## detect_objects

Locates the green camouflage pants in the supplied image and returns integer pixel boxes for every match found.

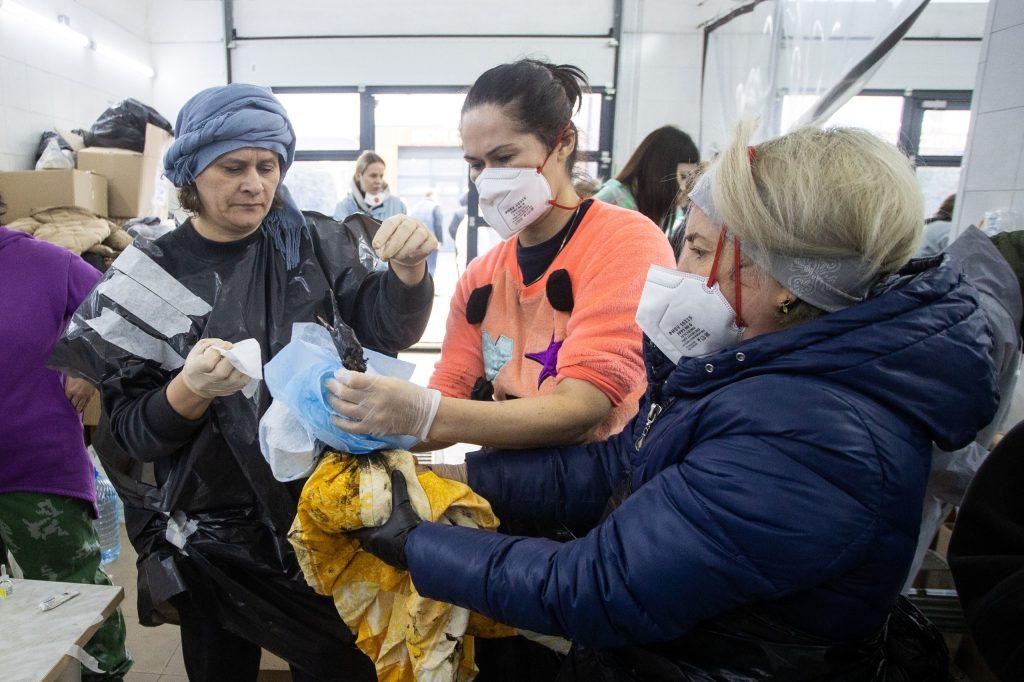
[0,492,132,679]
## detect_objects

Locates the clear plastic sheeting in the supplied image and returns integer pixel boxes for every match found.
[264,323,419,457]
[699,0,930,156]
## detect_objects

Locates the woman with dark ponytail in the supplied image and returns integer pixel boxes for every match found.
[328,59,673,451]
[328,58,675,678]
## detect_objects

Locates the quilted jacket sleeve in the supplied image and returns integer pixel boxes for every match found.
[407,387,886,647]
[466,425,635,527]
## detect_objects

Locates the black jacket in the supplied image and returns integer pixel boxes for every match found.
[50,212,432,676]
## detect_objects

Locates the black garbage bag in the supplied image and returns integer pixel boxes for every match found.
[83,98,173,152]
[554,597,948,681]
[35,130,74,162]
[48,210,430,678]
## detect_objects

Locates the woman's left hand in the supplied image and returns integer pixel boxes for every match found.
[65,376,96,413]
[373,215,438,277]
[352,470,422,569]
[326,370,442,440]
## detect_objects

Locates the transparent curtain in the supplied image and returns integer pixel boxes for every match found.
[699,0,931,156]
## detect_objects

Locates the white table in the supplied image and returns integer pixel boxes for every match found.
[0,579,123,682]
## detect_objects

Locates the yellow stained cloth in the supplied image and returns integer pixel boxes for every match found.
[289,450,518,682]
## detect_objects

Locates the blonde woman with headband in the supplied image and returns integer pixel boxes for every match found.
[351,122,999,679]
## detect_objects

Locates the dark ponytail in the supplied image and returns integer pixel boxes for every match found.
[462,59,588,171]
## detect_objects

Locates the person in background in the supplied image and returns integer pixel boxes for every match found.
[334,151,407,222]
[0,225,132,680]
[327,59,675,679]
[916,193,956,257]
[411,189,446,277]
[448,191,468,242]
[595,125,700,232]
[352,122,999,680]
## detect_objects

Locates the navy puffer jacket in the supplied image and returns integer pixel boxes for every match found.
[406,255,998,655]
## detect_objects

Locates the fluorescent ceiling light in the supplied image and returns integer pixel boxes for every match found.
[0,0,90,48]
[95,42,156,78]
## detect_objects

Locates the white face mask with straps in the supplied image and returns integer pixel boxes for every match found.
[475,168,556,240]
[635,228,747,362]
[473,124,578,241]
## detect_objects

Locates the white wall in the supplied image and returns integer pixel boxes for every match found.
[955,0,1024,230]
[142,0,989,174]
[149,0,620,124]
[0,0,154,170]
[147,0,226,124]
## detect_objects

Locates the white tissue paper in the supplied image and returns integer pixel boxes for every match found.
[214,338,263,399]
[259,400,318,481]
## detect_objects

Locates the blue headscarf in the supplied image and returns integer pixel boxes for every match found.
[163,83,304,269]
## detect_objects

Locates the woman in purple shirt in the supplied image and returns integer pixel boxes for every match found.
[0,225,131,679]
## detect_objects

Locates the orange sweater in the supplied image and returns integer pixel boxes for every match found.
[429,200,675,441]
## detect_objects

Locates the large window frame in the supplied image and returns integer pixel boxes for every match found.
[777,88,972,161]
[272,85,613,174]
[274,84,616,260]
[777,88,972,217]
[898,89,972,169]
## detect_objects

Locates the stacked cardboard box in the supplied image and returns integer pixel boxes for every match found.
[78,124,173,221]
[0,124,173,223]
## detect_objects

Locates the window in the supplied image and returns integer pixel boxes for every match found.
[283,160,355,217]
[916,166,962,220]
[274,89,364,214]
[274,85,615,270]
[573,93,603,152]
[780,94,904,144]
[905,92,972,217]
[275,92,361,151]
[780,90,972,217]
[918,109,971,157]
[397,146,468,223]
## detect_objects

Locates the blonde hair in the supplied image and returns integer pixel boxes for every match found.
[354,151,386,187]
[712,120,923,282]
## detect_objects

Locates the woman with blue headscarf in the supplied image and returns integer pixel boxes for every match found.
[50,84,436,681]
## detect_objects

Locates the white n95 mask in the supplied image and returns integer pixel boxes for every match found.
[475,167,555,240]
[635,228,746,362]
[473,122,578,241]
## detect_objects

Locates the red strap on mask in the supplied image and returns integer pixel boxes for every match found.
[539,123,581,211]
[705,227,746,328]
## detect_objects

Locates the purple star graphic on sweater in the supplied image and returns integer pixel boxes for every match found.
[525,334,564,388]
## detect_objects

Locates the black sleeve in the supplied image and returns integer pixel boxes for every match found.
[347,269,434,353]
[103,367,206,463]
[308,213,434,353]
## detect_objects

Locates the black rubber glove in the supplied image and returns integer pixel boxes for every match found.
[352,470,422,570]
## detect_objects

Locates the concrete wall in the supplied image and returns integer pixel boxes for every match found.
[0,0,154,170]
[955,0,1024,230]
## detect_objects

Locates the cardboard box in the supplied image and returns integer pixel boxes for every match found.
[77,123,173,220]
[0,169,107,221]
[82,391,101,427]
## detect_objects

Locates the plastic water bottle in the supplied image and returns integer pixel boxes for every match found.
[93,467,122,565]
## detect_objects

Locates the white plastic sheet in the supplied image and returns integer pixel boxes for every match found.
[699,0,931,156]
[213,338,264,399]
